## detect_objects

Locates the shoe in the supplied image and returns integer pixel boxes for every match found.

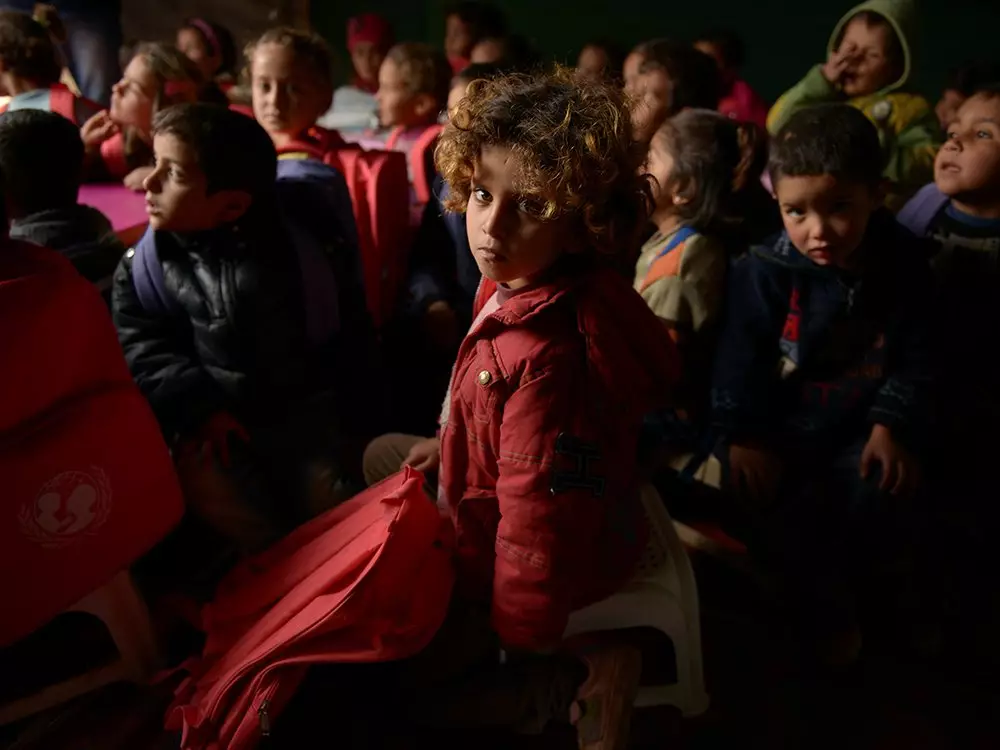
[571,645,642,750]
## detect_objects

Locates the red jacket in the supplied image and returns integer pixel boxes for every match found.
[439,263,680,650]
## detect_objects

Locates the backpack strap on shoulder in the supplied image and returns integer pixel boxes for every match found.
[130,227,182,316]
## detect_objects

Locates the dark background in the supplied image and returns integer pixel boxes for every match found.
[311,0,1000,103]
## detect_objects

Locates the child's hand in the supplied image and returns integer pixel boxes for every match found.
[198,412,251,469]
[822,42,858,85]
[81,110,118,152]
[123,166,153,192]
[860,424,919,495]
[728,442,782,505]
[403,437,441,473]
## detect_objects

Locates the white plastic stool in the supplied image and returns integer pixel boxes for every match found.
[0,570,160,726]
[565,484,709,717]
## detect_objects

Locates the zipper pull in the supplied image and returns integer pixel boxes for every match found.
[258,700,271,737]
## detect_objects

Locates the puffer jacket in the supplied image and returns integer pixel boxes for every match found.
[438,260,680,651]
[111,222,317,440]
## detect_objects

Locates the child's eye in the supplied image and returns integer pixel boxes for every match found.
[472,187,491,203]
[946,130,958,141]
[784,207,804,218]
[518,198,546,218]
[976,130,993,139]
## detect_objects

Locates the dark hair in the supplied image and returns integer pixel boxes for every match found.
[385,42,452,108]
[834,11,902,73]
[152,103,277,201]
[485,33,540,73]
[769,104,883,188]
[695,28,745,70]
[945,60,1000,97]
[453,61,504,87]
[639,39,721,112]
[655,109,764,235]
[247,27,334,92]
[0,109,82,215]
[0,7,65,87]
[438,66,652,258]
[445,2,507,45]
[579,38,626,81]
[181,18,237,77]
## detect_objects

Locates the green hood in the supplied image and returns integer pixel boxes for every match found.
[828,0,917,94]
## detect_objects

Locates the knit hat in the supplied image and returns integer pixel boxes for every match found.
[828,0,917,94]
[347,14,393,53]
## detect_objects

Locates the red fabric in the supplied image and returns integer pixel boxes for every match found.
[166,467,454,750]
[0,242,182,646]
[717,78,770,130]
[440,266,681,650]
[449,55,470,75]
[0,84,100,125]
[99,132,128,180]
[384,123,444,206]
[346,13,393,52]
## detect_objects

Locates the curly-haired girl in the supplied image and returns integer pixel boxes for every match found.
[363,67,678,747]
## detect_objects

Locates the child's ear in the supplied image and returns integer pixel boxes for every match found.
[215,189,253,224]
[412,93,437,120]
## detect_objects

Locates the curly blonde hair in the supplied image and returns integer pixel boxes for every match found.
[436,66,652,258]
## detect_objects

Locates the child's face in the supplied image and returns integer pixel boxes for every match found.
[376,57,434,128]
[936,94,1000,206]
[935,88,966,132]
[775,173,880,270]
[445,14,473,60]
[144,133,249,233]
[252,42,332,143]
[177,27,220,80]
[577,45,609,82]
[631,69,672,143]
[470,38,504,65]
[466,145,573,290]
[110,55,156,135]
[646,130,676,210]
[447,80,469,118]
[351,41,385,85]
[836,18,898,97]
[622,51,645,95]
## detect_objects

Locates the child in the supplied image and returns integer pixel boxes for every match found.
[443,1,507,74]
[247,27,348,155]
[577,38,626,83]
[694,28,769,129]
[321,13,393,132]
[622,40,653,95]
[112,103,369,551]
[767,0,939,210]
[0,7,101,124]
[81,42,202,190]
[376,42,451,197]
[468,33,539,71]
[636,109,764,402]
[630,39,721,143]
[176,18,237,97]
[364,68,679,744]
[712,104,932,663]
[933,60,1000,132]
[0,109,124,296]
[898,84,1000,429]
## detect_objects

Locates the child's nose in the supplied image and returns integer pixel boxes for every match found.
[143,169,161,193]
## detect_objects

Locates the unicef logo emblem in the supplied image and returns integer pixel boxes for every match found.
[18,468,112,549]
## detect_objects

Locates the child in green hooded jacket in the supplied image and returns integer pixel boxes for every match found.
[768,0,940,211]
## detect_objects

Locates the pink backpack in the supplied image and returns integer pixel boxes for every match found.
[166,468,454,749]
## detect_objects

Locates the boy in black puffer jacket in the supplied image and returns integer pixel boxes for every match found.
[0,109,125,299]
[112,103,374,551]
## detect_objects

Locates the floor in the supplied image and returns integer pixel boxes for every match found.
[3,544,999,750]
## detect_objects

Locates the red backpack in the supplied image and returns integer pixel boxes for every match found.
[0,84,100,125]
[165,467,454,750]
[335,148,411,327]
[385,124,444,207]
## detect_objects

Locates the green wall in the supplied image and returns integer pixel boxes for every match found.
[312,0,1000,102]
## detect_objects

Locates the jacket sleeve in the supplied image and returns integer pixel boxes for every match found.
[882,106,941,212]
[492,357,612,651]
[767,65,839,135]
[111,253,227,438]
[710,253,789,443]
[868,255,934,449]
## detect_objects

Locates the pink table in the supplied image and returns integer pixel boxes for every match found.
[78,184,148,233]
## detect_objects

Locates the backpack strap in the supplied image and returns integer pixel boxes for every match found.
[410,125,444,206]
[48,83,79,123]
[130,227,182,316]
[896,183,950,237]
